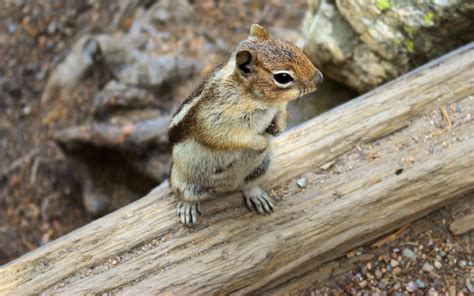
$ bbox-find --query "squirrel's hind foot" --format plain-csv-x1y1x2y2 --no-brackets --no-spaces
243,187,275,215
177,201,201,226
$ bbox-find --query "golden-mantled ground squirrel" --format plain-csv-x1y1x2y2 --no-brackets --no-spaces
168,24,323,225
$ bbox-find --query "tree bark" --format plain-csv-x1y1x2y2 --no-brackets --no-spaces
1,43,473,295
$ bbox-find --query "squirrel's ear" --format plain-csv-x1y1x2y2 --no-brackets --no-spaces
249,24,269,41
236,49,254,76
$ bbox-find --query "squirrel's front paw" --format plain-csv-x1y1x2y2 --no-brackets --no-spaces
265,122,280,136
251,135,268,151
266,118,286,136
177,201,201,226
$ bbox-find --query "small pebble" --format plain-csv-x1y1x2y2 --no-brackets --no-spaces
358,280,367,288
402,248,417,262
378,280,386,289
374,269,382,279
47,21,57,34
423,262,434,273
392,267,402,275
433,279,443,288
416,279,426,288
390,259,399,267
466,278,474,293
449,286,456,296
458,260,467,268
428,288,439,296
8,22,17,34
434,261,442,269
21,105,32,116
405,281,419,292
456,105,462,113
296,177,307,188
438,250,447,258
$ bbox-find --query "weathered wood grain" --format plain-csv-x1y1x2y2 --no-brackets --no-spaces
0,43,473,295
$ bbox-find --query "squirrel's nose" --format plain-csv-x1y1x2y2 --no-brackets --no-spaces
313,70,324,87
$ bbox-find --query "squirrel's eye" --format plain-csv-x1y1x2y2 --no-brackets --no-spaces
273,73,294,85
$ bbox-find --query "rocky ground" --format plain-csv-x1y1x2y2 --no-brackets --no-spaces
306,195,473,295
0,1,472,295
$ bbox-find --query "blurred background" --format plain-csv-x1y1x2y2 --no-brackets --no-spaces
0,0,352,264
0,0,472,292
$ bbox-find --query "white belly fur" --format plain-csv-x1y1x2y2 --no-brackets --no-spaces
172,138,272,194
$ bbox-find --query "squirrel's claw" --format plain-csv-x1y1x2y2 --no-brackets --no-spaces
243,187,275,215
177,201,200,226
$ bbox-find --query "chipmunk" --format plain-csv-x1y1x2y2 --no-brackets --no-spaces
168,24,323,225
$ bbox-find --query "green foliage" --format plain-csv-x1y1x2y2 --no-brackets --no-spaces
404,39,415,53
375,0,391,11
423,12,434,25
403,25,417,36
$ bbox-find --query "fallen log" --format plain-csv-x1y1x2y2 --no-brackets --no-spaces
1,43,473,295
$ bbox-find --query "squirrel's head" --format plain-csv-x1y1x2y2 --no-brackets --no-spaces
231,24,323,103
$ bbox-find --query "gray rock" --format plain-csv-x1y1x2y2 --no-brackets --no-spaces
377,280,386,289
7,22,17,34
415,279,426,289
402,248,417,262
405,281,419,292
466,278,474,293
423,262,434,273
296,177,307,188
374,268,383,280
303,0,474,93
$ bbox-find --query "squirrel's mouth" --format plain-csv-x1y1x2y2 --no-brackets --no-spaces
299,84,318,98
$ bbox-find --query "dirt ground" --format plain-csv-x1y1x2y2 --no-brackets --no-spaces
0,1,472,295
0,1,120,264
